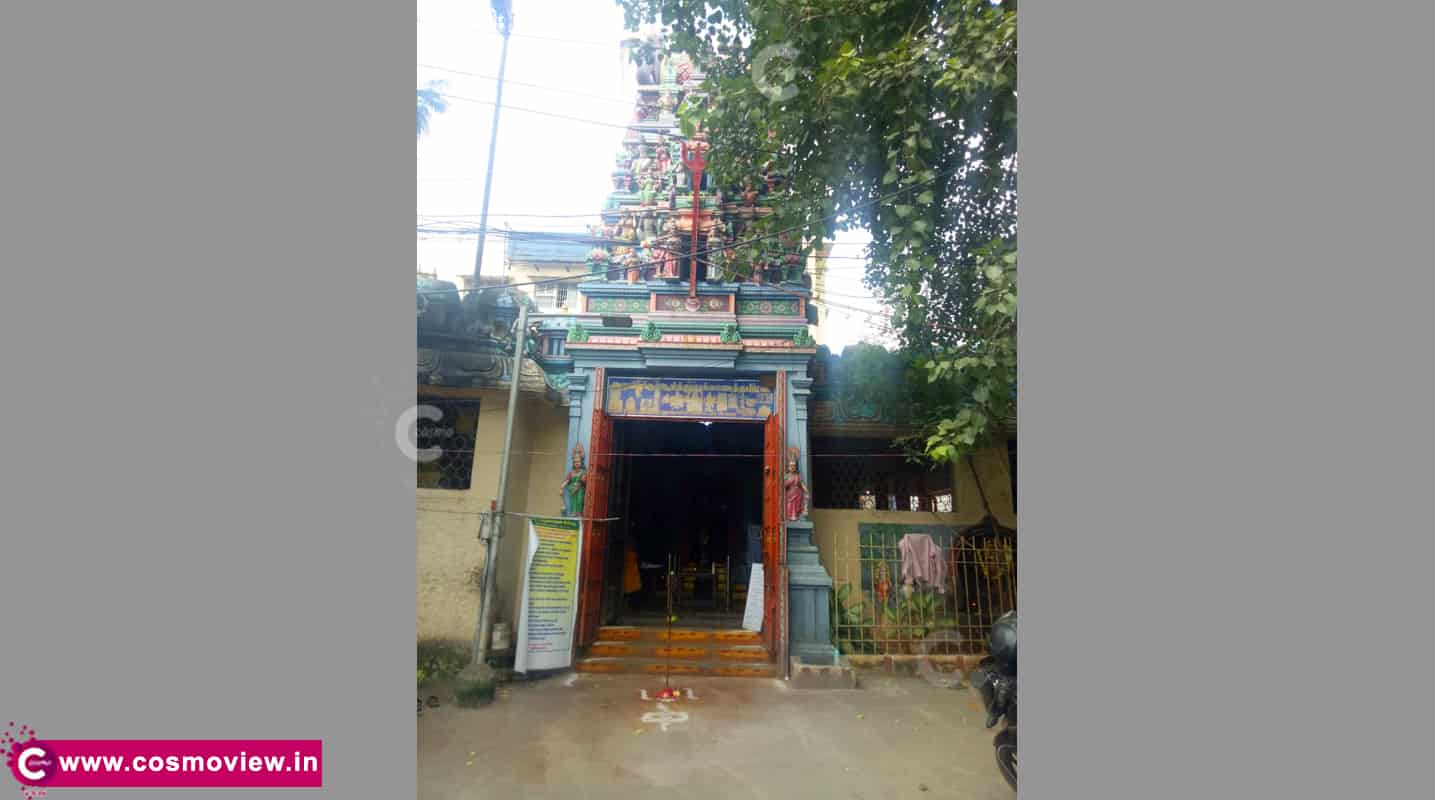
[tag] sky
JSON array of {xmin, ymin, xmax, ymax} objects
[{"xmin": 416, "ymin": 0, "xmax": 889, "ymax": 351}]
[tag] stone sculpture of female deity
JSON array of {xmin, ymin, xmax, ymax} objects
[
  {"xmin": 783, "ymin": 447, "xmax": 809, "ymax": 521},
  {"xmin": 560, "ymin": 444, "xmax": 588, "ymax": 517}
]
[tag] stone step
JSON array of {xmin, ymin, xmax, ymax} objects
[
  {"xmin": 616, "ymin": 613, "xmax": 747, "ymax": 630},
  {"xmin": 589, "ymin": 640, "xmax": 769, "ymax": 661},
  {"xmin": 597, "ymin": 625, "xmax": 761, "ymax": 645},
  {"xmin": 573, "ymin": 656, "xmax": 778, "ymax": 679}
]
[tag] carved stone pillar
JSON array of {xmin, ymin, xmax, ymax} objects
[
  {"xmin": 785, "ymin": 375, "xmax": 835, "ymax": 665},
  {"xmin": 785, "ymin": 519, "xmax": 834, "ymax": 665},
  {"xmin": 789, "ymin": 376, "xmax": 813, "ymax": 487},
  {"xmin": 566, "ymin": 371, "xmax": 590, "ymax": 469}
]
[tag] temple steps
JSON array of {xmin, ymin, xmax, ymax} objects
[
  {"xmin": 574, "ymin": 625, "xmax": 775, "ymax": 678},
  {"xmin": 595, "ymin": 625, "xmax": 760, "ymax": 644},
  {"xmin": 573, "ymin": 657, "xmax": 778, "ymax": 678},
  {"xmin": 589, "ymin": 641, "xmax": 768, "ymax": 661}
]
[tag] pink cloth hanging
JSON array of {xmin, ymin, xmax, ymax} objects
[{"xmin": 899, "ymin": 533, "xmax": 947, "ymax": 593}]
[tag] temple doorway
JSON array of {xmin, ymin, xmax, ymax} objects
[{"xmin": 600, "ymin": 418, "xmax": 764, "ymax": 627}]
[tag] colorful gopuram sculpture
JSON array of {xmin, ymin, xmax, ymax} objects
[{"xmin": 584, "ymin": 32, "xmax": 809, "ymax": 289}]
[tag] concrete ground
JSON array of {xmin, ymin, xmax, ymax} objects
[{"xmin": 418, "ymin": 671, "xmax": 1013, "ymax": 800}]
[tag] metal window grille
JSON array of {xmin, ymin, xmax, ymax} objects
[
  {"xmin": 416, "ymin": 397, "xmax": 479, "ymax": 490},
  {"xmin": 831, "ymin": 524, "xmax": 1015, "ymax": 659},
  {"xmin": 811, "ymin": 439, "xmax": 948, "ymax": 511}
]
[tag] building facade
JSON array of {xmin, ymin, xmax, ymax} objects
[{"xmin": 416, "ymin": 38, "xmax": 1015, "ymax": 676}]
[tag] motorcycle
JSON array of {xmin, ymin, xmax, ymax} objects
[{"xmin": 972, "ymin": 610, "xmax": 1016, "ymax": 791}]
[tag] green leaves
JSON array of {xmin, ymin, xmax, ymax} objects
[{"xmin": 614, "ymin": 0, "xmax": 1017, "ymax": 464}]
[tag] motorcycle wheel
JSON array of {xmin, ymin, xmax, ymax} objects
[{"xmin": 994, "ymin": 727, "xmax": 1017, "ymax": 791}]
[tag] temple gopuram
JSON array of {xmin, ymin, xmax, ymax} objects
[{"xmin": 417, "ymin": 34, "xmax": 1016, "ymax": 681}]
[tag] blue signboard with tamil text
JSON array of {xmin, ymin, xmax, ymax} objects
[{"xmin": 604, "ymin": 376, "xmax": 776, "ymax": 420}]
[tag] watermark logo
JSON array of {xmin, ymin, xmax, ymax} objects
[
  {"xmin": 397, "ymin": 404, "xmax": 444, "ymax": 464},
  {"xmin": 751, "ymin": 43, "xmax": 799, "ymax": 102},
  {"xmin": 4, "ymin": 729, "xmax": 323, "ymax": 791},
  {"xmin": 4, "ymin": 724, "xmax": 50, "ymax": 799}
]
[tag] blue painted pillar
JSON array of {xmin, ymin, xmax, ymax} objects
[
  {"xmin": 785, "ymin": 375, "xmax": 836, "ymax": 665},
  {"xmin": 565, "ymin": 371, "xmax": 590, "ymax": 483}
]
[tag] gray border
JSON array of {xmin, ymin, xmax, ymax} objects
[
  {"xmin": 4, "ymin": 2, "xmax": 1433, "ymax": 798},
  {"xmin": 1025, "ymin": 2, "xmax": 1433, "ymax": 797},
  {"xmin": 0, "ymin": 3, "xmax": 414, "ymax": 798}
]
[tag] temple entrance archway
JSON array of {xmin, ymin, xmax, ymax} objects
[
  {"xmin": 604, "ymin": 418, "xmax": 763, "ymax": 627},
  {"xmin": 573, "ymin": 371, "xmax": 789, "ymax": 662}
]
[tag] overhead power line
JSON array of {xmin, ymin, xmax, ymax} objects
[
  {"xmin": 432, "ymin": 91, "xmax": 789, "ymax": 157},
  {"xmin": 437, "ymin": 91, "xmax": 681, "ymax": 139},
  {"xmin": 418, "ymin": 63, "xmax": 655, "ymax": 109},
  {"xmin": 415, "ymin": 163, "xmax": 964, "ymax": 296},
  {"xmin": 417, "ymin": 18, "xmax": 617, "ymax": 47}
]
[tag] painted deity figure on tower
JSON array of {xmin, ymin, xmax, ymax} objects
[
  {"xmin": 784, "ymin": 446, "xmax": 810, "ymax": 521},
  {"xmin": 561, "ymin": 444, "xmax": 588, "ymax": 517}
]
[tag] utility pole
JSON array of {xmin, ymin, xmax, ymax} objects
[
  {"xmin": 472, "ymin": 303, "xmax": 529, "ymax": 671},
  {"xmin": 472, "ymin": 0, "xmax": 513, "ymax": 285}
]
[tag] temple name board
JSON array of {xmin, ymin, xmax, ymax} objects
[{"xmin": 604, "ymin": 377, "xmax": 775, "ymax": 420}]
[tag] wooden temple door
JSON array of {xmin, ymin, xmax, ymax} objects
[
  {"xmin": 761, "ymin": 403, "xmax": 783, "ymax": 656},
  {"xmin": 576, "ymin": 371, "xmax": 614, "ymax": 649}
]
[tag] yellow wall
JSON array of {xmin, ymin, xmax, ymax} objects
[
  {"xmin": 415, "ymin": 388, "xmax": 570, "ymax": 647},
  {"xmin": 812, "ymin": 444, "xmax": 1016, "ymax": 592}
]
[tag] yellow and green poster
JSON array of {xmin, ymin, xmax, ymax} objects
[{"xmin": 513, "ymin": 516, "xmax": 583, "ymax": 673}]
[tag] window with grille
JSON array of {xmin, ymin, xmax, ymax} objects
[
  {"xmin": 416, "ymin": 397, "xmax": 479, "ymax": 490},
  {"xmin": 811, "ymin": 436, "xmax": 950, "ymax": 511},
  {"xmin": 533, "ymin": 284, "xmax": 567, "ymax": 308}
]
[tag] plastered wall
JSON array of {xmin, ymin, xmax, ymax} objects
[{"xmin": 415, "ymin": 388, "xmax": 569, "ymax": 646}]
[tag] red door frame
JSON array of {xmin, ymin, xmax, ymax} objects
[
  {"xmin": 575, "ymin": 369, "xmax": 613, "ymax": 649},
  {"xmin": 762, "ymin": 371, "xmax": 787, "ymax": 658}
]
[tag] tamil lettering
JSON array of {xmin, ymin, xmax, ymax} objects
[{"xmin": 603, "ymin": 377, "xmax": 776, "ymax": 420}]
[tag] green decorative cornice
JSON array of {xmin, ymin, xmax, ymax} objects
[
  {"xmin": 639, "ymin": 320, "xmax": 663, "ymax": 342},
  {"xmin": 719, "ymin": 323, "xmax": 742, "ymax": 344},
  {"xmin": 653, "ymin": 294, "xmax": 729, "ymax": 313},
  {"xmin": 566, "ymin": 323, "xmax": 590, "ymax": 343},
  {"xmin": 587, "ymin": 296, "xmax": 649, "ymax": 314},
  {"xmin": 737, "ymin": 298, "xmax": 801, "ymax": 316},
  {"xmin": 792, "ymin": 328, "xmax": 816, "ymax": 347}
]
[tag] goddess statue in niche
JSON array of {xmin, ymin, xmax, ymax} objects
[
  {"xmin": 784, "ymin": 446, "xmax": 810, "ymax": 521},
  {"xmin": 560, "ymin": 444, "xmax": 587, "ymax": 517}
]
